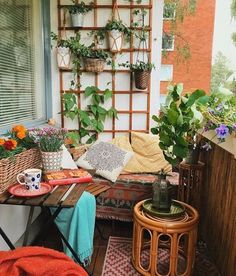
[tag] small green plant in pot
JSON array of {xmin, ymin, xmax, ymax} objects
[
  {"xmin": 68, "ymin": 1, "xmax": 93, "ymax": 27},
  {"xmin": 151, "ymin": 84, "xmax": 206, "ymax": 166},
  {"xmin": 120, "ymin": 61, "xmax": 155, "ymax": 90},
  {"xmin": 50, "ymin": 32, "xmax": 71, "ymax": 69},
  {"xmin": 105, "ymin": 19, "xmax": 131, "ymax": 52},
  {"xmin": 80, "ymin": 44, "xmax": 110, "ymax": 73}
]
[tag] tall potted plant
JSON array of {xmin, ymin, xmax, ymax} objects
[
  {"xmin": 151, "ymin": 84, "xmax": 206, "ymax": 166},
  {"xmin": 105, "ymin": 19, "xmax": 131, "ymax": 52},
  {"xmin": 68, "ymin": 1, "xmax": 93, "ymax": 27},
  {"xmin": 120, "ymin": 61, "xmax": 155, "ymax": 90}
]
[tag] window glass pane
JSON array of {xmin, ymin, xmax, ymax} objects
[
  {"xmin": 0, "ymin": 0, "xmax": 45, "ymax": 129},
  {"xmin": 163, "ymin": 3, "xmax": 176, "ymax": 19},
  {"xmin": 162, "ymin": 34, "xmax": 174, "ymax": 50},
  {"xmin": 160, "ymin": 65, "xmax": 173, "ymax": 81}
]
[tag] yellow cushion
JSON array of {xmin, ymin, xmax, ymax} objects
[{"xmin": 111, "ymin": 133, "xmax": 172, "ymax": 173}]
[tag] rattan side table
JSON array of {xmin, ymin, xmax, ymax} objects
[
  {"xmin": 178, "ymin": 161, "xmax": 205, "ymax": 210},
  {"xmin": 132, "ymin": 200, "xmax": 199, "ymax": 276}
]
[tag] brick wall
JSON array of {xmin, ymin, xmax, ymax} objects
[{"xmin": 160, "ymin": 0, "xmax": 216, "ymax": 94}]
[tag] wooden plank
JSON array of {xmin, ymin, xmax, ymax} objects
[
  {"xmin": 43, "ymin": 185, "xmax": 71, "ymax": 207},
  {"xmin": 0, "ymin": 191, "xmax": 11, "ymax": 203},
  {"xmin": 86, "ymin": 184, "xmax": 110, "ymax": 197},
  {"xmin": 61, "ymin": 183, "xmax": 88, "ymax": 207}
]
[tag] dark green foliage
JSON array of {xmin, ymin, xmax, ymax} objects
[
  {"xmin": 120, "ymin": 61, "xmax": 155, "ymax": 72},
  {"xmin": 151, "ymin": 84, "xmax": 206, "ymax": 165},
  {"xmin": 68, "ymin": 1, "xmax": 93, "ymax": 15}
]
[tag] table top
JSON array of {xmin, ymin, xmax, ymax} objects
[{"xmin": 0, "ymin": 182, "xmax": 110, "ymax": 208}]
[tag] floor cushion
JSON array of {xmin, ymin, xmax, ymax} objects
[{"xmin": 95, "ymin": 172, "xmax": 179, "ymax": 221}]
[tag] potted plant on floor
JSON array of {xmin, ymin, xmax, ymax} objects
[
  {"xmin": 105, "ymin": 19, "xmax": 131, "ymax": 52},
  {"xmin": 151, "ymin": 83, "xmax": 206, "ymax": 166},
  {"xmin": 120, "ymin": 61, "xmax": 155, "ymax": 90},
  {"xmin": 51, "ymin": 32, "xmax": 71, "ymax": 69},
  {"xmin": 80, "ymin": 44, "xmax": 110, "ymax": 73},
  {"xmin": 68, "ymin": 1, "xmax": 93, "ymax": 27}
]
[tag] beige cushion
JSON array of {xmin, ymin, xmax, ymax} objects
[
  {"xmin": 76, "ymin": 140, "xmax": 133, "ymax": 182},
  {"xmin": 111, "ymin": 133, "xmax": 172, "ymax": 173}
]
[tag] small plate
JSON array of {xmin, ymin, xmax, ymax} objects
[
  {"xmin": 142, "ymin": 199, "xmax": 185, "ymax": 219},
  {"xmin": 8, "ymin": 182, "xmax": 52, "ymax": 197}
]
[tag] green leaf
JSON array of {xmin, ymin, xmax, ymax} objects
[
  {"xmin": 108, "ymin": 107, "xmax": 118, "ymax": 119},
  {"xmin": 186, "ymin": 89, "xmax": 206, "ymax": 107},
  {"xmin": 80, "ymin": 128, "xmax": 89, "ymax": 138},
  {"xmin": 92, "ymin": 94, "xmax": 101, "ymax": 104},
  {"xmin": 79, "ymin": 111, "xmax": 91, "ymax": 127},
  {"xmin": 152, "ymin": 115, "xmax": 159, "ymax": 122},
  {"xmin": 86, "ymin": 134, "xmax": 97, "ymax": 144},
  {"xmin": 104, "ymin": 89, "xmax": 113, "ymax": 100},
  {"xmin": 90, "ymin": 105, "xmax": 97, "ymax": 115},
  {"xmin": 151, "ymin": 127, "xmax": 159, "ymax": 135},
  {"xmin": 85, "ymin": 86, "xmax": 98, "ymax": 97},
  {"xmin": 97, "ymin": 121, "xmax": 104, "ymax": 132},
  {"xmin": 167, "ymin": 109, "xmax": 179, "ymax": 125},
  {"xmin": 173, "ymin": 145, "xmax": 188, "ymax": 158},
  {"xmin": 174, "ymin": 136, "xmax": 188, "ymax": 147},
  {"xmin": 97, "ymin": 106, "xmax": 107, "ymax": 115},
  {"xmin": 159, "ymin": 131, "xmax": 172, "ymax": 146}
]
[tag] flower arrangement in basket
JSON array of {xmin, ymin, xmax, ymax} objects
[
  {"xmin": 29, "ymin": 127, "xmax": 68, "ymax": 173},
  {"xmin": 0, "ymin": 125, "xmax": 41, "ymax": 193}
]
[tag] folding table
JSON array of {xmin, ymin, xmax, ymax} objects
[{"xmin": 0, "ymin": 182, "xmax": 110, "ymax": 265}]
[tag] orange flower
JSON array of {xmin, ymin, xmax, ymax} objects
[
  {"xmin": 12, "ymin": 125, "xmax": 26, "ymax": 133},
  {"xmin": 0, "ymin": 138, "xmax": 5, "ymax": 146},
  {"xmin": 16, "ymin": 131, "xmax": 26, "ymax": 139},
  {"xmin": 4, "ymin": 139, "xmax": 17, "ymax": 150}
]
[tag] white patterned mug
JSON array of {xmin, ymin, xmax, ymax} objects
[{"xmin": 17, "ymin": 168, "xmax": 42, "ymax": 191}]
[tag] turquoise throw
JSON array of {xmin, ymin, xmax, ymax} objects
[{"xmin": 51, "ymin": 191, "xmax": 96, "ymax": 265}]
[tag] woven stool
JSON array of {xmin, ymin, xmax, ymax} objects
[
  {"xmin": 132, "ymin": 200, "xmax": 199, "ymax": 276},
  {"xmin": 178, "ymin": 161, "xmax": 205, "ymax": 210}
]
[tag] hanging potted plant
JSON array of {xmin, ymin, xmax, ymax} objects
[
  {"xmin": 51, "ymin": 32, "xmax": 71, "ymax": 69},
  {"xmin": 68, "ymin": 1, "xmax": 93, "ymax": 27},
  {"xmin": 80, "ymin": 44, "xmax": 110, "ymax": 73},
  {"xmin": 151, "ymin": 84, "xmax": 207, "ymax": 166},
  {"xmin": 105, "ymin": 19, "xmax": 131, "ymax": 52},
  {"xmin": 120, "ymin": 61, "xmax": 155, "ymax": 90}
]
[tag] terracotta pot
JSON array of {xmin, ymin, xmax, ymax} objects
[{"xmin": 41, "ymin": 150, "xmax": 63, "ymax": 173}]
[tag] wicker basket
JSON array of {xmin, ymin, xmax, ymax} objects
[
  {"xmin": 83, "ymin": 58, "xmax": 105, "ymax": 73},
  {"xmin": 68, "ymin": 144, "xmax": 90, "ymax": 161},
  {"xmin": 0, "ymin": 148, "xmax": 42, "ymax": 194},
  {"xmin": 134, "ymin": 70, "xmax": 150, "ymax": 90}
]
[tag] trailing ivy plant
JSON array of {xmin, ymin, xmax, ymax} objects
[
  {"xmin": 68, "ymin": 1, "xmax": 93, "ymax": 15},
  {"xmin": 151, "ymin": 84, "xmax": 206, "ymax": 166},
  {"xmin": 63, "ymin": 86, "xmax": 118, "ymax": 144}
]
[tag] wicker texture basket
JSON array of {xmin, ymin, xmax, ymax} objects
[
  {"xmin": 0, "ymin": 148, "xmax": 42, "ymax": 194},
  {"xmin": 134, "ymin": 70, "xmax": 150, "ymax": 90},
  {"xmin": 84, "ymin": 58, "xmax": 105, "ymax": 73}
]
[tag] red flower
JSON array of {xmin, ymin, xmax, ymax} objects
[{"xmin": 4, "ymin": 140, "xmax": 17, "ymax": 150}]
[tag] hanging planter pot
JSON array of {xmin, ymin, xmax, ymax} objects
[
  {"xmin": 107, "ymin": 30, "xmax": 124, "ymax": 53},
  {"xmin": 70, "ymin": 13, "xmax": 85, "ymax": 27},
  {"xmin": 83, "ymin": 58, "xmax": 105, "ymax": 73},
  {"xmin": 57, "ymin": 46, "xmax": 71, "ymax": 69},
  {"xmin": 134, "ymin": 70, "xmax": 151, "ymax": 90}
]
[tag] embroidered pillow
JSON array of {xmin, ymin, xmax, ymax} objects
[{"xmin": 76, "ymin": 141, "xmax": 133, "ymax": 182}]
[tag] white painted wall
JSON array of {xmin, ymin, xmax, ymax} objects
[{"xmin": 0, "ymin": 0, "xmax": 163, "ymax": 251}]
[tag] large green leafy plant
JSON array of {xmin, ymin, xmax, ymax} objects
[
  {"xmin": 68, "ymin": 1, "xmax": 93, "ymax": 15},
  {"xmin": 63, "ymin": 86, "xmax": 118, "ymax": 144},
  {"xmin": 151, "ymin": 84, "xmax": 206, "ymax": 165}
]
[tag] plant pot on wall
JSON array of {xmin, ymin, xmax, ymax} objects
[
  {"xmin": 108, "ymin": 30, "xmax": 124, "ymax": 53},
  {"xmin": 57, "ymin": 46, "xmax": 71, "ymax": 69},
  {"xmin": 83, "ymin": 58, "xmax": 105, "ymax": 73},
  {"xmin": 134, "ymin": 70, "xmax": 150, "ymax": 90},
  {"xmin": 70, "ymin": 13, "xmax": 84, "ymax": 27}
]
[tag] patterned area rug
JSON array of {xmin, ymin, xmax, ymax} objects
[{"xmin": 101, "ymin": 236, "xmax": 220, "ymax": 276}]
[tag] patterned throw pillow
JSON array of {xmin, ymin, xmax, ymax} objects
[{"xmin": 76, "ymin": 141, "xmax": 133, "ymax": 182}]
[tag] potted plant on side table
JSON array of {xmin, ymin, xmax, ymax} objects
[
  {"xmin": 29, "ymin": 127, "xmax": 68, "ymax": 173},
  {"xmin": 151, "ymin": 83, "xmax": 206, "ymax": 166}
]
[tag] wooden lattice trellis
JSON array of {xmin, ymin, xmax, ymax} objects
[{"xmin": 57, "ymin": 0, "xmax": 153, "ymax": 139}]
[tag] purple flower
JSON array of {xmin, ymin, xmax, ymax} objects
[
  {"xmin": 203, "ymin": 120, "xmax": 214, "ymax": 132},
  {"xmin": 201, "ymin": 142, "xmax": 212, "ymax": 151},
  {"xmin": 215, "ymin": 124, "xmax": 229, "ymax": 140},
  {"xmin": 233, "ymin": 123, "xmax": 236, "ymax": 130}
]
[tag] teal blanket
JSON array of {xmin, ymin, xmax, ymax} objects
[{"xmin": 51, "ymin": 191, "xmax": 96, "ymax": 265}]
